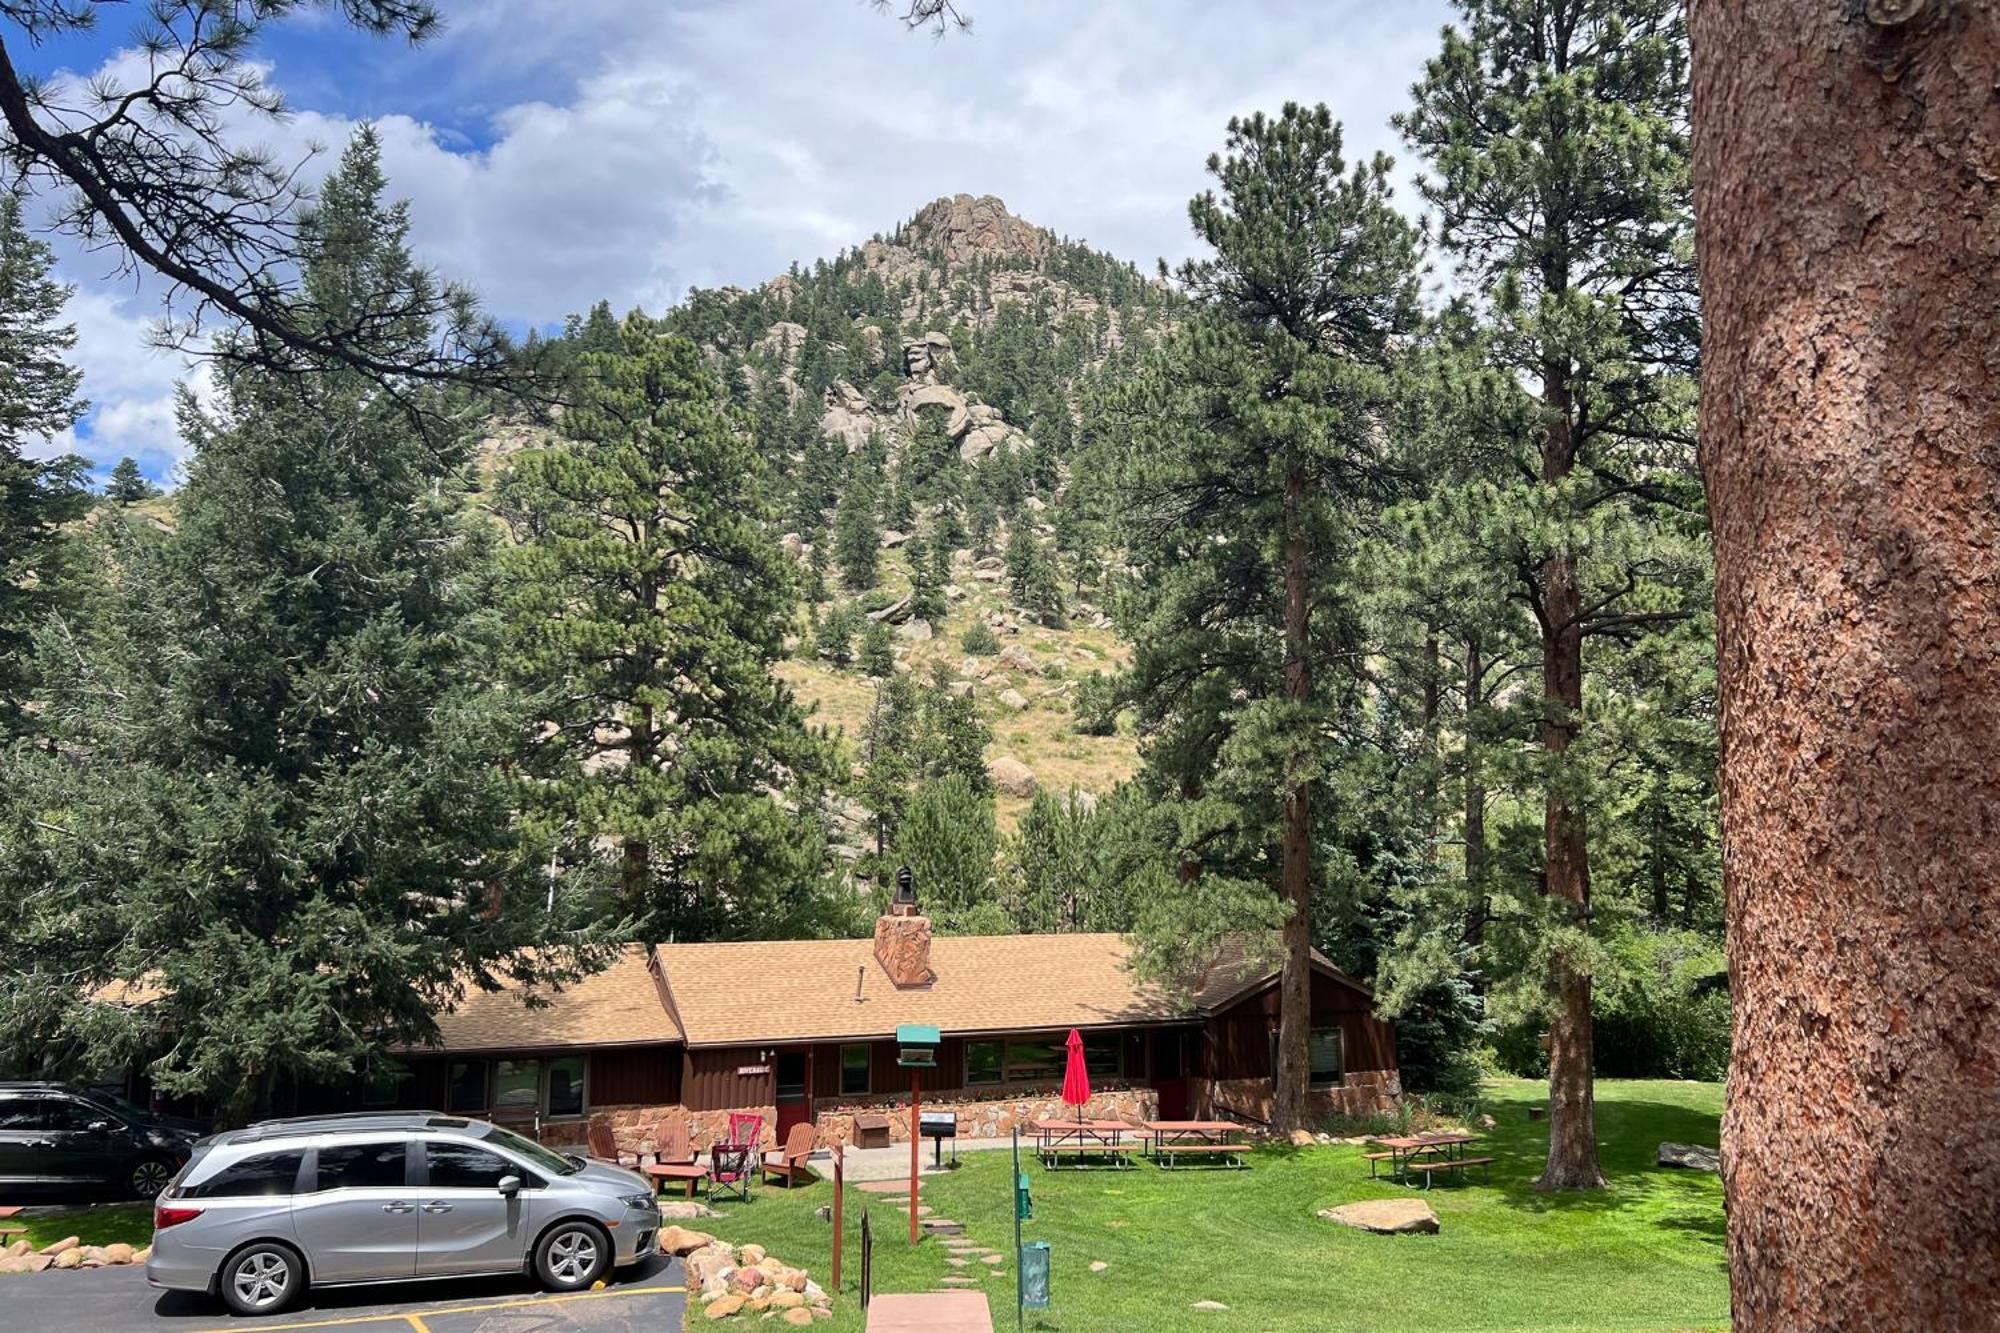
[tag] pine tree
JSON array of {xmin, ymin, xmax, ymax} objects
[
  {"xmin": 815, "ymin": 602, "xmax": 859, "ymax": 666},
  {"xmin": 1400, "ymin": 0, "xmax": 1700, "ymax": 1189},
  {"xmin": 893, "ymin": 772, "xmax": 1004, "ymax": 933},
  {"xmin": 858, "ymin": 619, "xmax": 895, "ymax": 677},
  {"xmin": 1101, "ymin": 104, "xmax": 1421, "ymax": 1131},
  {"xmin": 0, "ymin": 130, "xmax": 595, "ymax": 1117},
  {"xmin": 0, "ymin": 188, "xmax": 87, "ymax": 733},
  {"xmin": 104, "ymin": 457, "xmax": 157, "ymax": 506},
  {"xmin": 833, "ymin": 477, "xmax": 881, "ymax": 591},
  {"xmin": 496, "ymin": 313, "xmax": 837, "ymax": 942}
]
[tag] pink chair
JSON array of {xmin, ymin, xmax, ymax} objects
[{"xmin": 727, "ymin": 1112, "xmax": 765, "ymax": 1150}]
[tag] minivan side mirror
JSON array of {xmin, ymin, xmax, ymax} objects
[
  {"xmin": 85, "ymin": 1119, "xmax": 114, "ymax": 1135},
  {"xmin": 496, "ymin": 1174, "xmax": 521, "ymax": 1196}
]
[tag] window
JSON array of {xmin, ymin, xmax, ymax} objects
[
  {"xmin": 362, "ymin": 1067, "xmax": 407, "ymax": 1109},
  {"xmin": 184, "ymin": 1151, "xmax": 305, "ymax": 1199},
  {"xmin": 775, "ymin": 1052, "xmax": 808, "ymax": 1101},
  {"xmin": 425, "ymin": 1142, "xmax": 517, "ymax": 1190},
  {"xmin": 1082, "ymin": 1033, "xmax": 1124, "ymax": 1080},
  {"xmin": 1309, "ymin": 1028, "xmax": 1344, "ymax": 1089},
  {"xmin": 546, "ymin": 1056, "xmax": 586, "ymax": 1119},
  {"xmin": 839, "ymin": 1044, "xmax": 871, "ymax": 1096},
  {"xmin": 0, "ymin": 1095, "xmax": 45, "ymax": 1129},
  {"xmin": 314, "ymin": 1140, "xmax": 407, "ymax": 1191},
  {"xmin": 493, "ymin": 1059, "xmax": 542, "ymax": 1114},
  {"xmin": 965, "ymin": 1040, "xmax": 1003, "ymax": 1086},
  {"xmin": 43, "ymin": 1098, "xmax": 109, "ymax": 1131},
  {"xmin": 1003, "ymin": 1037, "xmax": 1061, "ymax": 1083},
  {"xmin": 446, "ymin": 1060, "xmax": 488, "ymax": 1114}
]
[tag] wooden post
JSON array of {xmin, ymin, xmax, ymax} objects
[
  {"xmin": 828, "ymin": 1144, "xmax": 844, "ymax": 1288},
  {"xmin": 909, "ymin": 1072, "xmax": 921, "ymax": 1244}
]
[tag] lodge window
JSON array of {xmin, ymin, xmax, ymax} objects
[
  {"xmin": 966, "ymin": 1040, "xmax": 1003, "ymax": 1086},
  {"xmin": 1271, "ymin": 1028, "xmax": 1346, "ymax": 1088},
  {"xmin": 362, "ymin": 1066, "xmax": 408, "ymax": 1109},
  {"xmin": 839, "ymin": 1044, "xmax": 871, "ymax": 1096},
  {"xmin": 1082, "ymin": 1033, "xmax": 1124, "ymax": 1079},
  {"xmin": 964, "ymin": 1034, "xmax": 1123, "ymax": 1086},
  {"xmin": 445, "ymin": 1055, "xmax": 588, "ymax": 1118}
]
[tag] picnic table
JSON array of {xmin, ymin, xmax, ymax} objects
[
  {"xmin": 1030, "ymin": 1117, "xmax": 1135, "ymax": 1169},
  {"xmin": 1364, "ymin": 1132, "xmax": 1494, "ymax": 1188},
  {"xmin": 1139, "ymin": 1119, "xmax": 1251, "ymax": 1169}
]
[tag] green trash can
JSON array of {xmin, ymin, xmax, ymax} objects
[{"xmin": 1021, "ymin": 1240, "xmax": 1051, "ymax": 1309}]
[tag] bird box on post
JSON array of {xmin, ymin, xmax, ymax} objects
[{"xmin": 896, "ymin": 1024, "xmax": 940, "ymax": 1068}]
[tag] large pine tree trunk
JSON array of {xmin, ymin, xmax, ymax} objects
[
  {"xmin": 1690, "ymin": 2, "xmax": 2000, "ymax": 1325},
  {"xmin": 1463, "ymin": 632, "xmax": 1488, "ymax": 949},
  {"xmin": 1272, "ymin": 464, "xmax": 1314, "ymax": 1133},
  {"xmin": 1537, "ymin": 362, "xmax": 1605, "ymax": 1191}
]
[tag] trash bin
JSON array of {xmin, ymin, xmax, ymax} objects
[{"xmin": 1021, "ymin": 1240, "xmax": 1051, "ymax": 1309}]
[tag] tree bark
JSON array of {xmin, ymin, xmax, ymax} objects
[
  {"xmin": 1272, "ymin": 462, "xmax": 1314, "ymax": 1134},
  {"xmin": 1536, "ymin": 360, "xmax": 1605, "ymax": 1191},
  {"xmin": 1690, "ymin": 1, "xmax": 2000, "ymax": 1325},
  {"xmin": 1462, "ymin": 632, "xmax": 1488, "ymax": 950}
]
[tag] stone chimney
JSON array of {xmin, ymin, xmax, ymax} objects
[{"xmin": 874, "ymin": 866, "xmax": 934, "ymax": 988}]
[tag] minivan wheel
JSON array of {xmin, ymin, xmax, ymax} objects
[
  {"xmin": 534, "ymin": 1221, "xmax": 610, "ymax": 1292},
  {"xmin": 128, "ymin": 1156, "xmax": 175, "ymax": 1199},
  {"xmin": 219, "ymin": 1242, "xmax": 304, "ymax": 1316}
]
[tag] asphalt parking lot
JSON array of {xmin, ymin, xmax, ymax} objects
[{"xmin": 1, "ymin": 1254, "xmax": 685, "ymax": 1333}]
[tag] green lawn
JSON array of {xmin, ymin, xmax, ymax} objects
[
  {"xmin": 693, "ymin": 1079, "xmax": 1727, "ymax": 1332},
  {"xmin": 13, "ymin": 1203, "xmax": 153, "ymax": 1250}
]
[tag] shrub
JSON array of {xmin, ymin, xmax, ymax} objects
[
  {"xmin": 1072, "ymin": 670, "xmax": 1122, "ymax": 736},
  {"xmin": 960, "ymin": 622, "xmax": 1000, "ymax": 656}
]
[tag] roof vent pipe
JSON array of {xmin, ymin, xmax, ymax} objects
[{"xmin": 855, "ymin": 965, "xmax": 866, "ymax": 1003}]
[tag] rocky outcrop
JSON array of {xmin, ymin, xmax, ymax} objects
[
  {"xmin": 756, "ymin": 321, "xmax": 806, "ymax": 363},
  {"xmin": 959, "ymin": 422, "xmax": 1024, "ymax": 463},
  {"xmin": 901, "ymin": 382, "xmax": 971, "ymax": 439},
  {"xmin": 903, "ymin": 194, "xmax": 1053, "ymax": 267},
  {"xmin": 903, "ymin": 331, "xmax": 954, "ymax": 378}
]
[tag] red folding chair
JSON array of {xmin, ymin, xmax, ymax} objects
[{"xmin": 727, "ymin": 1112, "xmax": 765, "ymax": 1150}]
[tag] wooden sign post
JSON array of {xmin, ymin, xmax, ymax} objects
[
  {"xmin": 893, "ymin": 1021, "xmax": 941, "ymax": 1247},
  {"xmin": 831, "ymin": 1142, "xmax": 844, "ymax": 1290}
]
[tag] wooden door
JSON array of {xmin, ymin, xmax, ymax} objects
[
  {"xmin": 774, "ymin": 1049, "xmax": 811, "ymax": 1139},
  {"xmin": 1150, "ymin": 1031, "xmax": 1189, "ymax": 1119}
]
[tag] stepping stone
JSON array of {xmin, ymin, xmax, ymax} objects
[
  {"xmin": 940, "ymin": 1277, "xmax": 978, "ymax": 1287},
  {"xmin": 1192, "ymin": 1300, "xmax": 1230, "ymax": 1312},
  {"xmin": 1090, "ymin": 1261, "xmax": 1108, "ymax": 1273},
  {"xmin": 893, "ymin": 1205, "xmax": 935, "ymax": 1217},
  {"xmin": 920, "ymin": 1218, "xmax": 965, "ymax": 1236},
  {"xmin": 858, "ymin": 1180, "xmax": 919, "ymax": 1195},
  {"xmin": 980, "ymin": 1253, "xmax": 1004, "ymax": 1265},
  {"xmin": 946, "ymin": 1257, "xmax": 969, "ymax": 1267}
]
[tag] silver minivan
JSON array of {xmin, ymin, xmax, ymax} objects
[{"xmin": 146, "ymin": 1111, "xmax": 660, "ymax": 1315}]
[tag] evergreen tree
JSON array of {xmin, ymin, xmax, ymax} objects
[
  {"xmin": 815, "ymin": 602, "xmax": 859, "ymax": 666},
  {"xmin": 893, "ymin": 772, "xmax": 1004, "ymax": 933},
  {"xmin": 1005, "ymin": 523, "xmax": 1063, "ymax": 622},
  {"xmin": 496, "ymin": 313, "xmax": 837, "ymax": 942},
  {"xmin": 0, "ymin": 131, "xmax": 594, "ymax": 1118},
  {"xmin": 832, "ymin": 476, "xmax": 881, "ymax": 591},
  {"xmin": 858, "ymin": 619, "xmax": 895, "ymax": 677},
  {"xmin": 0, "ymin": 188, "xmax": 88, "ymax": 733},
  {"xmin": 1101, "ymin": 104, "xmax": 1421, "ymax": 1131},
  {"xmin": 1400, "ymin": 0, "xmax": 1700, "ymax": 1189},
  {"xmin": 105, "ymin": 457, "xmax": 157, "ymax": 506}
]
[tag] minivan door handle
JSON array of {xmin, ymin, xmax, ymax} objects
[
  {"xmin": 381, "ymin": 1201, "xmax": 415, "ymax": 1214},
  {"xmin": 421, "ymin": 1202, "xmax": 454, "ymax": 1213}
]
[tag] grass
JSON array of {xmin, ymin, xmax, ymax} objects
[
  {"xmin": 690, "ymin": 1079, "xmax": 1727, "ymax": 1332},
  {"xmin": 12, "ymin": 1203, "xmax": 153, "ymax": 1250}
]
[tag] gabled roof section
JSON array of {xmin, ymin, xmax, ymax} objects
[{"xmin": 426, "ymin": 943, "xmax": 686, "ymax": 1054}]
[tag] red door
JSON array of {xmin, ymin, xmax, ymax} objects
[
  {"xmin": 1151, "ymin": 1031, "xmax": 1189, "ymax": 1119},
  {"xmin": 774, "ymin": 1049, "xmax": 812, "ymax": 1140}
]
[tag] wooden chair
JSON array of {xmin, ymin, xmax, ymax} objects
[
  {"xmin": 586, "ymin": 1120, "xmax": 643, "ymax": 1168},
  {"xmin": 643, "ymin": 1120, "xmax": 709, "ymax": 1198},
  {"xmin": 762, "ymin": 1122, "xmax": 817, "ymax": 1188}
]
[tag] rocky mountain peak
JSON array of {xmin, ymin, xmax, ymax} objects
[{"xmin": 900, "ymin": 193, "xmax": 1053, "ymax": 267}]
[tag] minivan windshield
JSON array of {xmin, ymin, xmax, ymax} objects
[{"xmin": 482, "ymin": 1123, "xmax": 581, "ymax": 1176}]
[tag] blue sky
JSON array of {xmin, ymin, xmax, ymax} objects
[{"xmin": 17, "ymin": 0, "xmax": 1456, "ymax": 484}]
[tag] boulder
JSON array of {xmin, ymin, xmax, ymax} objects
[
  {"xmin": 879, "ymin": 529, "xmax": 909, "ymax": 549},
  {"xmin": 101, "ymin": 1242, "xmax": 134, "ymax": 1265},
  {"xmin": 901, "ymin": 383, "xmax": 972, "ymax": 439},
  {"xmin": 779, "ymin": 533, "xmax": 806, "ymax": 560},
  {"xmin": 819, "ymin": 405, "xmax": 875, "ymax": 452},
  {"xmin": 704, "ymin": 1293, "xmax": 746, "ymax": 1319},
  {"xmin": 739, "ymin": 1243, "xmax": 766, "ymax": 1265},
  {"xmin": 757, "ymin": 321, "xmax": 807, "ymax": 363},
  {"xmin": 959, "ymin": 423, "xmax": 1015, "ymax": 464},
  {"xmin": 867, "ymin": 594, "xmax": 913, "ymax": 624},
  {"xmin": 857, "ymin": 323, "xmax": 886, "ymax": 369},
  {"xmin": 947, "ymin": 680, "xmax": 977, "ymax": 698},
  {"xmin": 960, "ymin": 657, "xmax": 991, "ymax": 679},
  {"xmin": 898, "ymin": 618, "xmax": 933, "ymax": 642},
  {"xmin": 902, "ymin": 330, "xmax": 956, "ymax": 377},
  {"xmin": 973, "ymin": 556, "xmax": 1005, "ymax": 573},
  {"xmin": 998, "ymin": 644, "xmax": 1038, "ymax": 672},
  {"xmin": 659, "ymin": 1226, "xmax": 717, "ymax": 1256},
  {"xmin": 988, "ymin": 756, "xmax": 1038, "ymax": 798},
  {"xmin": 783, "ymin": 1309, "xmax": 815, "ymax": 1327},
  {"xmin": 998, "ymin": 688, "xmax": 1030, "ymax": 711},
  {"xmin": 825, "ymin": 379, "xmax": 869, "ymax": 414},
  {"xmin": 1318, "ymin": 1199, "xmax": 1440, "ymax": 1235},
  {"xmin": 38, "ymin": 1237, "xmax": 78, "ymax": 1257},
  {"xmin": 3, "ymin": 1240, "xmax": 28, "ymax": 1258},
  {"xmin": 51, "ymin": 1249, "xmax": 84, "ymax": 1270},
  {"xmin": 1657, "ymin": 1142, "xmax": 1721, "ymax": 1173},
  {"xmin": 1290, "ymin": 1128, "xmax": 1316, "ymax": 1147}
]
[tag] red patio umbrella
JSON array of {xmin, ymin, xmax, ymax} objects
[{"xmin": 1061, "ymin": 1028, "xmax": 1091, "ymax": 1123}]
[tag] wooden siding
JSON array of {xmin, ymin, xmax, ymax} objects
[
  {"xmin": 1203, "ymin": 968, "xmax": 1397, "ymax": 1079},
  {"xmin": 589, "ymin": 1046, "xmax": 680, "ymax": 1106}
]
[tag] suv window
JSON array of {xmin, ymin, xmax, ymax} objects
[
  {"xmin": 426, "ymin": 1141, "xmax": 520, "ymax": 1190},
  {"xmin": 314, "ymin": 1140, "xmax": 407, "ymax": 1191},
  {"xmin": 183, "ymin": 1150, "xmax": 305, "ymax": 1199},
  {"xmin": 0, "ymin": 1095, "xmax": 49, "ymax": 1130},
  {"xmin": 45, "ymin": 1099, "xmax": 112, "ymax": 1131}
]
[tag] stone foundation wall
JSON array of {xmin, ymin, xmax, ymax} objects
[
  {"xmin": 545, "ymin": 1102, "xmax": 782, "ymax": 1155},
  {"xmin": 1194, "ymin": 1069, "xmax": 1400, "ymax": 1124},
  {"xmin": 810, "ymin": 1082, "xmax": 1158, "ymax": 1147}
]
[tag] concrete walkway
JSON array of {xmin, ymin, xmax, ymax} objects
[{"xmin": 824, "ymin": 1135, "xmax": 1016, "ymax": 1182}]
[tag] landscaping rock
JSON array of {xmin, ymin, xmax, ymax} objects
[
  {"xmin": 659, "ymin": 1226, "xmax": 717, "ymax": 1256},
  {"xmin": 659, "ymin": 1201, "xmax": 721, "ymax": 1220},
  {"xmin": 37, "ymin": 1237, "xmax": 78, "ymax": 1257},
  {"xmin": 1318, "ymin": 1199, "xmax": 1440, "ymax": 1235},
  {"xmin": 1658, "ymin": 1142, "xmax": 1721, "ymax": 1173},
  {"xmin": 783, "ymin": 1309, "xmax": 815, "ymax": 1327},
  {"xmin": 3, "ymin": 1240, "xmax": 28, "ymax": 1258},
  {"xmin": 132, "ymin": 1247, "xmax": 150, "ymax": 1264},
  {"xmin": 50, "ymin": 1250, "xmax": 83, "ymax": 1270},
  {"xmin": 705, "ymin": 1293, "xmax": 746, "ymax": 1319}
]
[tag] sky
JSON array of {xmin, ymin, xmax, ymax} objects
[{"xmin": 14, "ymin": 0, "xmax": 1458, "ymax": 485}]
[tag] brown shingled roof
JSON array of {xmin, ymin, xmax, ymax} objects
[
  {"xmin": 428, "ymin": 944, "xmax": 682, "ymax": 1054},
  {"xmin": 653, "ymin": 932, "xmax": 1273, "ymax": 1048}
]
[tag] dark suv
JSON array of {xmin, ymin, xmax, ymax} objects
[{"xmin": 0, "ymin": 1082, "xmax": 198, "ymax": 1200}]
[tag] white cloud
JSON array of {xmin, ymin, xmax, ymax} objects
[{"xmin": 46, "ymin": 1, "xmax": 1458, "ymax": 482}]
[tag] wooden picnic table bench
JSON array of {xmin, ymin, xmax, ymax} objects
[
  {"xmin": 1031, "ymin": 1118, "xmax": 1136, "ymax": 1170},
  {"xmin": 1140, "ymin": 1119, "xmax": 1251, "ymax": 1169},
  {"xmin": 1405, "ymin": 1155, "xmax": 1496, "ymax": 1187},
  {"xmin": 1156, "ymin": 1143, "xmax": 1250, "ymax": 1169},
  {"xmin": 1366, "ymin": 1132, "xmax": 1487, "ymax": 1186}
]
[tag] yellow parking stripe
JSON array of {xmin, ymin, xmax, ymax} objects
[{"xmin": 193, "ymin": 1283, "xmax": 686, "ymax": 1332}]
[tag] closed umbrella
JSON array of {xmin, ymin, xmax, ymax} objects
[{"xmin": 1061, "ymin": 1028, "xmax": 1091, "ymax": 1123}]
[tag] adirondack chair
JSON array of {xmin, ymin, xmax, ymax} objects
[
  {"xmin": 586, "ymin": 1120, "xmax": 643, "ymax": 1168},
  {"xmin": 643, "ymin": 1120, "xmax": 708, "ymax": 1198},
  {"xmin": 762, "ymin": 1122, "xmax": 817, "ymax": 1188}
]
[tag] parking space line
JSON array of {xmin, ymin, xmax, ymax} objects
[{"xmin": 192, "ymin": 1283, "xmax": 686, "ymax": 1333}]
